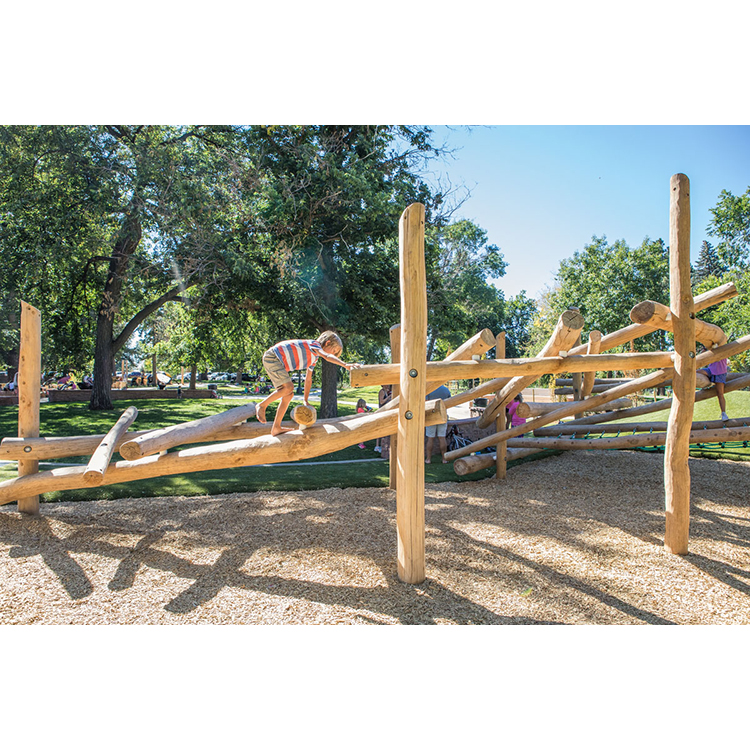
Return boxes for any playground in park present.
[1,174,749,624]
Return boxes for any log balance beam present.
[0,399,447,506]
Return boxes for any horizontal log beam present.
[351,351,677,388]
[0,400,446,506]
[453,447,544,476]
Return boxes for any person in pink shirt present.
[506,393,527,432]
[699,356,730,421]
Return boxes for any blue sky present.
[426,125,750,301]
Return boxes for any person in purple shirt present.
[699,357,729,421]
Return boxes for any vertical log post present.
[388,323,400,491]
[494,332,507,480]
[17,301,42,515]
[121,358,127,389]
[664,173,695,555]
[581,330,602,399]
[396,203,427,584]
[571,332,584,418]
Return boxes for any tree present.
[693,240,726,286]
[528,236,671,357]
[707,187,750,268]
[0,125,244,409]
[224,125,446,417]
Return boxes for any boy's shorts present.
[700,367,727,384]
[263,349,292,389]
[426,422,447,438]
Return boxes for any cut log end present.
[291,405,317,427]
[630,300,657,325]
[118,441,143,461]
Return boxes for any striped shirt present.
[269,340,324,372]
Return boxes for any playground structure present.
[2,174,750,584]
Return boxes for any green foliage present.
[707,187,750,268]
[693,240,726,286]
[528,236,671,357]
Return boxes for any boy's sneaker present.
[721,412,729,421]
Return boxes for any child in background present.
[257,331,360,436]
[506,393,527,432]
[699,357,730,421]
[356,398,371,448]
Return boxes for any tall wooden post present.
[388,323,400,490]
[396,203,427,584]
[494,332,507,479]
[664,173,695,554]
[18,301,41,515]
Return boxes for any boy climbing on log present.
[257,331,360,436]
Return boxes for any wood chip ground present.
[1,451,748,624]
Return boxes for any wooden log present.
[443,334,750,462]
[372,327,497,406]
[566,282,737,356]
[557,374,712,393]
[664,173,695,555]
[630,299,727,349]
[581,330,602,399]
[507,424,750,451]
[454,447,543,476]
[18,301,42,515]
[353,347,680,387]
[557,376,629,386]
[566,372,750,426]
[0,399,447,506]
[0,411,379,461]
[118,403,258,460]
[534,417,750,436]
[396,203,427,585]
[494,332,507,479]
[83,407,138,486]
[291,404,317,429]
[389,323,400,490]
[515,397,634,419]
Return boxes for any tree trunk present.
[190,365,197,389]
[319,358,338,419]
[90,209,142,411]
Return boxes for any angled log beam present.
[475,307,583,429]
[565,282,737,357]
[630,299,727,348]
[505,424,750,451]
[0,399,447,506]
[515,397,634,419]
[534,417,750,436]
[83,407,138,486]
[119,403,258,460]
[565,372,750,426]
[444,333,750,462]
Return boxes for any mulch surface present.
[1,450,748,624]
